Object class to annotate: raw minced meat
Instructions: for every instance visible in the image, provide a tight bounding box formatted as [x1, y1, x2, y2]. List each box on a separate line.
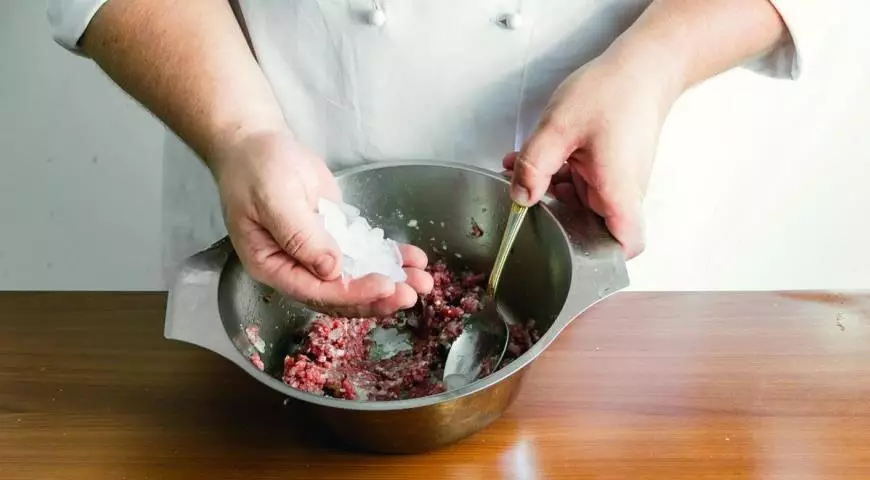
[249, 351, 265, 371]
[245, 325, 266, 371]
[469, 218, 484, 238]
[278, 260, 540, 401]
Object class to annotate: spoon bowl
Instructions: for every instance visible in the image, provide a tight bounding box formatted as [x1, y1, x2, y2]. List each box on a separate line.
[442, 202, 529, 386]
[442, 299, 510, 390]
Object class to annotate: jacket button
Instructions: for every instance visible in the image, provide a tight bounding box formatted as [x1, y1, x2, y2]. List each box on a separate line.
[368, 8, 386, 27]
[499, 13, 524, 30]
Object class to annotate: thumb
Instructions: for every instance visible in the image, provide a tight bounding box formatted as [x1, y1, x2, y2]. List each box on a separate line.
[260, 195, 342, 281]
[510, 121, 576, 206]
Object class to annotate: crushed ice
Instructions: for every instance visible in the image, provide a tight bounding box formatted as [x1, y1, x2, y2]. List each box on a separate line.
[317, 198, 407, 283]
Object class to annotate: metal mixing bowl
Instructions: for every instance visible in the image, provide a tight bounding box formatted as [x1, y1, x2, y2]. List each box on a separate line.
[164, 161, 629, 453]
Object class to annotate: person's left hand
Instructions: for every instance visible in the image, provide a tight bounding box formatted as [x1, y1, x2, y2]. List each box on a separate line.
[504, 51, 683, 260]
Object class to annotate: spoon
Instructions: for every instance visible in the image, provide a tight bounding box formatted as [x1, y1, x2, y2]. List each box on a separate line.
[442, 202, 529, 390]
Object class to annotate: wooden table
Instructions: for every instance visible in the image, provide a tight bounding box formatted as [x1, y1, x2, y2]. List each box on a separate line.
[1, 291, 869, 479]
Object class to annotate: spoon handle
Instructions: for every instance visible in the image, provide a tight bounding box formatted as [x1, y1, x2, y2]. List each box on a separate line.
[486, 202, 529, 298]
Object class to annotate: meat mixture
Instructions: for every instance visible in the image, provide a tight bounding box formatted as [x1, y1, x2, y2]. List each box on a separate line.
[469, 218, 485, 238]
[277, 260, 540, 401]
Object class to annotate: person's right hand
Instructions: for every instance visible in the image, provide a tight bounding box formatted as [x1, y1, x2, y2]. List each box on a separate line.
[210, 130, 434, 317]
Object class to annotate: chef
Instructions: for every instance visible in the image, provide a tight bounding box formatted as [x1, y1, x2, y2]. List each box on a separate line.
[48, 0, 823, 317]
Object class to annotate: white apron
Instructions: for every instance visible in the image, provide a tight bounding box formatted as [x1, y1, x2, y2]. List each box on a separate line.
[159, 0, 801, 286]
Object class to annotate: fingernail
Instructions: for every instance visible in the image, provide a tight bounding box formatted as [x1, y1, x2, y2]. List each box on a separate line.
[511, 184, 531, 205]
[314, 255, 336, 278]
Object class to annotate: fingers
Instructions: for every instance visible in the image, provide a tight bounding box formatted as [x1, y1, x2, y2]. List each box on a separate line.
[255, 242, 431, 312]
[258, 188, 342, 281]
[404, 267, 434, 295]
[308, 276, 421, 318]
[308, 272, 428, 318]
[570, 166, 589, 208]
[253, 251, 394, 306]
[508, 169, 564, 200]
[235, 218, 396, 308]
[367, 283, 419, 317]
[553, 162, 571, 184]
[254, 246, 431, 317]
[552, 182, 583, 209]
[508, 140, 645, 258]
[502, 151, 519, 170]
[510, 122, 577, 207]
[575, 161, 646, 259]
[251, 209, 432, 316]
[334, 260, 432, 317]
[398, 244, 428, 269]
[504, 151, 571, 184]
[508, 163, 571, 202]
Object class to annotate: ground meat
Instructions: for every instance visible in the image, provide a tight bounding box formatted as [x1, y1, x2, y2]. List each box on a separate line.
[279, 260, 539, 401]
[249, 352, 265, 371]
[246, 325, 266, 371]
[469, 218, 484, 238]
[245, 325, 265, 353]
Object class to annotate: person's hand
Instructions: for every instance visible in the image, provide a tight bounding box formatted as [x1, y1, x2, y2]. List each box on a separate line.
[505, 51, 683, 259]
[211, 130, 434, 317]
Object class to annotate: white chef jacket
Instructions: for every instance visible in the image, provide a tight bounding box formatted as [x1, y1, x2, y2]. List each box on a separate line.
[47, 0, 828, 287]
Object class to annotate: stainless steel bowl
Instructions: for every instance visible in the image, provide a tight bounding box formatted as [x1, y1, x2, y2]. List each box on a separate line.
[164, 161, 629, 453]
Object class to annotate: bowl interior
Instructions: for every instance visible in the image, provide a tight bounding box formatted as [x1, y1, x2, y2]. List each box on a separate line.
[217, 164, 573, 392]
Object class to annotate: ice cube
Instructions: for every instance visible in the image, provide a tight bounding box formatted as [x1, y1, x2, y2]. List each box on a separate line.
[317, 197, 407, 283]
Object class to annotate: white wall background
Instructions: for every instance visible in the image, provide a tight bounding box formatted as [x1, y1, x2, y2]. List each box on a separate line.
[0, 1, 868, 292]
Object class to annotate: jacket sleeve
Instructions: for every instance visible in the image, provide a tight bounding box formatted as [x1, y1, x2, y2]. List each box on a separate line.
[47, 0, 110, 56]
[743, 0, 839, 80]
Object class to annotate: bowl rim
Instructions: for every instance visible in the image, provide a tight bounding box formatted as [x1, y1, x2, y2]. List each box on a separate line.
[222, 160, 579, 411]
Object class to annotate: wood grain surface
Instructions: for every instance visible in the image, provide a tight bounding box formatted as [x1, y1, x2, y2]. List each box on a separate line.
[1, 291, 869, 479]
